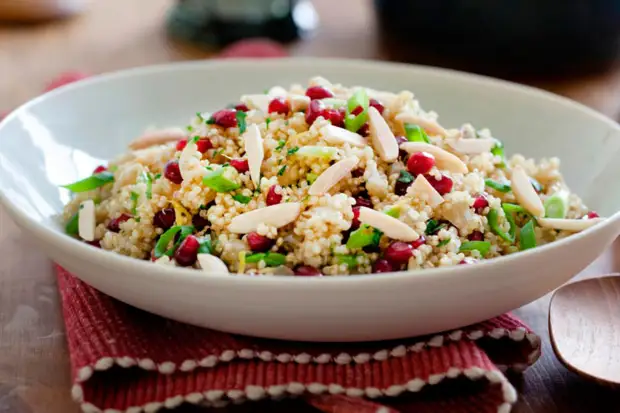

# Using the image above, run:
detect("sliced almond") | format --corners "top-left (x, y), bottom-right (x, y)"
top-left (267, 86), bottom-right (287, 97)
top-left (368, 106), bottom-right (398, 162)
top-left (400, 142), bottom-right (468, 174)
top-left (510, 166), bottom-right (544, 217)
top-left (129, 128), bottom-right (186, 150)
top-left (243, 124), bottom-right (264, 187)
top-left (309, 76), bottom-right (333, 88)
top-left (358, 207), bottom-right (419, 242)
top-left (446, 138), bottom-right (497, 155)
top-left (321, 124), bottom-right (367, 147)
top-left (78, 200), bottom-right (96, 241)
top-left (197, 254), bottom-right (230, 274)
top-left (407, 175), bottom-right (444, 208)
top-left (289, 94), bottom-right (310, 112)
top-left (241, 94), bottom-right (271, 112)
top-left (537, 217), bottom-right (604, 232)
top-left (395, 112), bottom-right (449, 138)
top-left (308, 157), bottom-right (359, 196)
top-left (228, 202), bottom-right (301, 234)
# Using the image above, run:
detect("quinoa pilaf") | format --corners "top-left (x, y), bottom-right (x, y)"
top-left (61, 77), bottom-right (604, 276)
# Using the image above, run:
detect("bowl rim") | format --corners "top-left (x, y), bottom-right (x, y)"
top-left (1, 57), bottom-right (619, 287)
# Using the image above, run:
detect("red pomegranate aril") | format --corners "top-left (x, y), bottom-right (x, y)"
top-left (394, 179), bottom-right (412, 196)
top-left (384, 241), bottom-right (415, 265)
top-left (305, 99), bottom-right (325, 125)
top-left (196, 138), bottom-right (213, 153)
top-left (586, 211), bottom-right (600, 219)
top-left (459, 258), bottom-right (478, 265)
top-left (174, 235), bottom-right (200, 267)
top-left (369, 98), bottom-right (385, 114)
top-left (322, 108), bottom-right (345, 127)
top-left (153, 208), bottom-right (176, 230)
top-left (372, 259), bottom-right (394, 273)
top-left (164, 160), bottom-right (183, 184)
top-left (305, 86), bottom-right (333, 100)
top-left (472, 195), bottom-right (489, 213)
top-left (351, 168), bottom-right (364, 178)
top-left (192, 213), bottom-right (210, 231)
top-left (407, 151), bottom-right (436, 175)
top-left (357, 123), bottom-right (369, 137)
top-left (425, 174), bottom-right (453, 195)
top-left (85, 240), bottom-right (101, 248)
top-left (268, 97), bottom-right (290, 114)
top-left (234, 103), bottom-right (249, 112)
top-left (176, 139), bottom-right (188, 151)
top-left (468, 231), bottom-right (484, 241)
top-left (247, 232), bottom-right (273, 252)
top-left (93, 165), bottom-right (107, 174)
top-left (230, 158), bottom-right (249, 173)
top-left (211, 109), bottom-right (238, 128)
top-left (351, 206), bottom-right (361, 230)
top-left (266, 185), bottom-right (283, 206)
top-left (294, 265), bottom-right (323, 276)
top-left (354, 196), bottom-right (372, 209)
top-left (351, 105), bottom-right (364, 116)
top-left (410, 235), bottom-right (426, 250)
top-left (107, 213), bottom-right (131, 233)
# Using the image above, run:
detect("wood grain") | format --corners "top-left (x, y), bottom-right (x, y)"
top-left (1, 0), bottom-right (620, 412)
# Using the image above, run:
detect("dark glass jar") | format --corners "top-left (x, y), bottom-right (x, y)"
top-left (374, 0), bottom-right (620, 80)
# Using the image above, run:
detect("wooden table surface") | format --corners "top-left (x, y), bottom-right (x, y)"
top-left (1, 1), bottom-right (620, 412)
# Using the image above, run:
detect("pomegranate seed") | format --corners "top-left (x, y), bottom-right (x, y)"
top-left (92, 165), bottom-right (107, 174)
top-left (322, 108), bottom-right (345, 127)
top-left (174, 235), bottom-right (199, 267)
top-left (294, 265), bottom-right (323, 276)
top-left (266, 185), bottom-right (283, 206)
top-left (351, 168), bottom-right (365, 178)
top-left (192, 213), bottom-right (210, 231)
top-left (107, 213), bottom-right (131, 233)
top-left (305, 99), bottom-right (325, 125)
top-left (85, 240), bottom-right (101, 248)
top-left (153, 208), bottom-right (176, 230)
top-left (394, 135), bottom-right (407, 146)
top-left (211, 109), bottom-right (238, 128)
top-left (268, 97), bottom-right (290, 114)
top-left (425, 174), bottom-right (453, 195)
top-left (372, 259), bottom-right (394, 273)
top-left (230, 158), bottom-right (249, 173)
top-left (354, 196), bottom-right (372, 209)
top-left (351, 207), bottom-right (361, 230)
top-left (394, 179), bottom-right (412, 196)
top-left (586, 211), bottom-right (600, 219)
top-left (357, 123), bottom-right (369, 137)
top-left (459, 258), bottom-right (478, 265)
top-left (369, 98), bottom-right (385, 114)
top-left (196, 138), bottom-right (213, 153)
top-left (351, 105), bottom-right (364, 116)
top-left (468, 231), bottom-right (484, 241)
top-left (472, 195), bottom-right (489, 213)
top-left (164, 160), bottom-right (183, 184)
top-left (384, 241), bottom-right (415, 265)
top-left (407, 152), bottom-right (436, 175)
top-left (247, 232), bottom-right (273, 252)
top-left (234, 103), bottom-right (249, 112)
top-left (305, 86), bottom-right (333, 100)
top-left (176, 139), bottom-right (188, 151)
top-left (410, 235), bottom-right (426, 250)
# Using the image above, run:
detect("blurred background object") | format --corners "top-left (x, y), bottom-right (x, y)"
top-left (0, 0), bottom-right (89, 22)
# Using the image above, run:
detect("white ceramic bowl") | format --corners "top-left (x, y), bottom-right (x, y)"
top-left (1, 59), bottom-right (619, 342)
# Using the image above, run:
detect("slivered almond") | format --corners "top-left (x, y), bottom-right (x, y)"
top-left (308, 157), bottom-right (359, 196)
top-left (395, 112), bottom-right (449, 138)
top-left (407, 175), bottom-right (444, 207)
top-left (197, 254), bottom-right (229, 274)
top-left (228, 203), bottom-right (301, 234)
top-left (321, 125), bottom-right (367, 147)
top-left (368, 106), bottom-right (398, 162)
top-left (538, 217), bottom-right (604, 232)
top-left (243, 124), bottom-right (264, 187)
top-left (358, 207), bottom-right (418, 242)
top-left (309, 76), bottom-right (332, 88)
top-left (267, 86), bottom-right (287, 97)
top-left (400, 142), bottom-right (468, 174)
top-left (510, 166), bottom-right (544, 217)
top-left (78, 200), bottom-right (96, 241)
top-left (241, 94), bottom-right (271, 112)
top-left (289, 94), bottom-right (310, 112)
top-left (129, 128), bottom-right (186, 150)
top-left (446, 138), bottom-right (497, 155)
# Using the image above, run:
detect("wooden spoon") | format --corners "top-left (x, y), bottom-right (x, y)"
top-left (549, 274), bottom-right (620, 385)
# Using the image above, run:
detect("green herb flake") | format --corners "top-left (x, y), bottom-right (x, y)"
top-left (459, 241), bottom-right (491, 256)
top-left (307, 173), bottom-right (318, 185)
top-left (190, 136), bottom-right (200, 144)
top-left (206, 116), bottom-right (215, 125)
top-left (346, 225), bottom-right (379, 249)
top-left (266, 118), bottom-right (272, 127)
top-left (287, 147), bottom-right (300, 156)
top-left (197, 236), bottom-right (212, 254)
top-left (65, 212), bottom-right (79, 236)
top-left (519, 220), bottom-right (537, 251)
top-left (277, 165), bottom-right (287, 176)
top-left (186, 125), bottom-right (194, 132)
top-left (397, 170), bottom-right (414, 184)
top-left (275, 140), bottom-right (286, 151)
top-left (385, 206), bottom-right (400, 218)
top-left (485, 178), bottom-right (512, 193)
top-left (425, 219), bottom-right (447, 235)
top-left (62, 171), bottom-right (115, 193)
top-left (336, 254), bottom-right (359, 268)
top-left (491, 142), bottom-right (506, 167)
top-left (437, 238), bottom-right (451, 247)
top-left (154, 173), bottom-right (162, 180)
top-left (130, 191), bottom-right (140, 218)
top-left (138, 171), bottom-right (153, 200)
top-left (236, 111), bottom-right (247, 134)
top-left (345, 89), bottom-right (370, 133)
top-left (488, 208), bottom-right (515, 244)
top-left (232, 194), bottom-right (252, 204)
top-left (245, 252), bottom-right (286, 267)
top-left (202, 167), bottom-right (241, 192)
top-left (154, 225), bottom-right (194, 258)
top-left (212, 148), bottom-right (224, 158)
top-left (404, 124), bottom-right (430, 143)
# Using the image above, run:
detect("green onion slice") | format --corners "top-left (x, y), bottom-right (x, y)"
top-left (154, 225), bottom-right (194, 258)
top-left (491, 142), bottom-right (506, 167)
top-left (345, 89), bottom-right (369, 132)
top-left (404, 124), bottom-right (431, 143)
top-left (397, 170), bottom-right (414, 184)
top-left (346, 225), bottom-right (380, 249)
top-left (544, 191), bottom-right (569, 219)
top-left (519, 219), bottom-right (537, 251)
top-left (202, 167), bottom-right (241, 192)
top-left (296, 146), bottom-right (338, 159)
top-left (485, 178), bottom-right (511, 193)
top-left (232, 194), bottom-right (252, 204)
top-left (487, 208), bottom-right (514, 243)
top-left (245, 252), bottom-right (286, 266)
top-left (197, 236), bottom-right (212, 254)
top-left (459, 240), bottom-right (491, 256)
top-left (425, 219), bottom-right (447, 235)
top-left (307, 173), bottom-right (318, 184)
top-left (335, 254), bottom-right (359, 267)
top-left (138, 171), bottom-right (153, 199)
top-left (130, 191), bottom-right (140, 218)
top-left (65, 212), bottom-right (79, 236)
top-left (437, 238), bottom-right (450, 247)
top-left (385, 206), bottom-right (400, 218)
top-left (62, 171), bottom-right (114, 193)
top-left (236, 111), bottom-right (247, 134)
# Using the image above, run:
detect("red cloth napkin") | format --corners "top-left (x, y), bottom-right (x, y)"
top-left (57, 265), bottom-right (541, 413)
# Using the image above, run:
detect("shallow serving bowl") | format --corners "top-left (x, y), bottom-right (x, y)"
top-left (1, 58), bottom-right (620, 342)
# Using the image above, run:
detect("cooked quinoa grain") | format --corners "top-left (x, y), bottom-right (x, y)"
top-left (61, 77), bottom-right (605, 275)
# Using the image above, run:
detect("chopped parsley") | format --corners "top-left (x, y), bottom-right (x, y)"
top-left (277, 165), bottom-right (287, 176)
top-left (275, 140), bottom-right (286, 151)
top-left (154, 173), bottom-right (162, 180)
top-left (212, 148), bottom-right (224, 158)
top-left (437, 238), bottom-right (450, 247)
top-left (130, 191), bottom-right (140, 221)
top-left (287, 146), bottom-right (300, 156)
top-left (236, 111), bottom-right (247, 134)
top-left (425, 219), bottom-right (447, 235)
top-left (186, 125), bottom-right (194, 132)
top-left (266, 118), bottom-right (271, 127)
top-left (232, 194), bottom-right (252, 204)
top-left (397, 170), bottom-right (414, 184)
top-left (190, 136), bottom-right (200, 144)
top-left (138, 171), bottom-right (153, 199)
